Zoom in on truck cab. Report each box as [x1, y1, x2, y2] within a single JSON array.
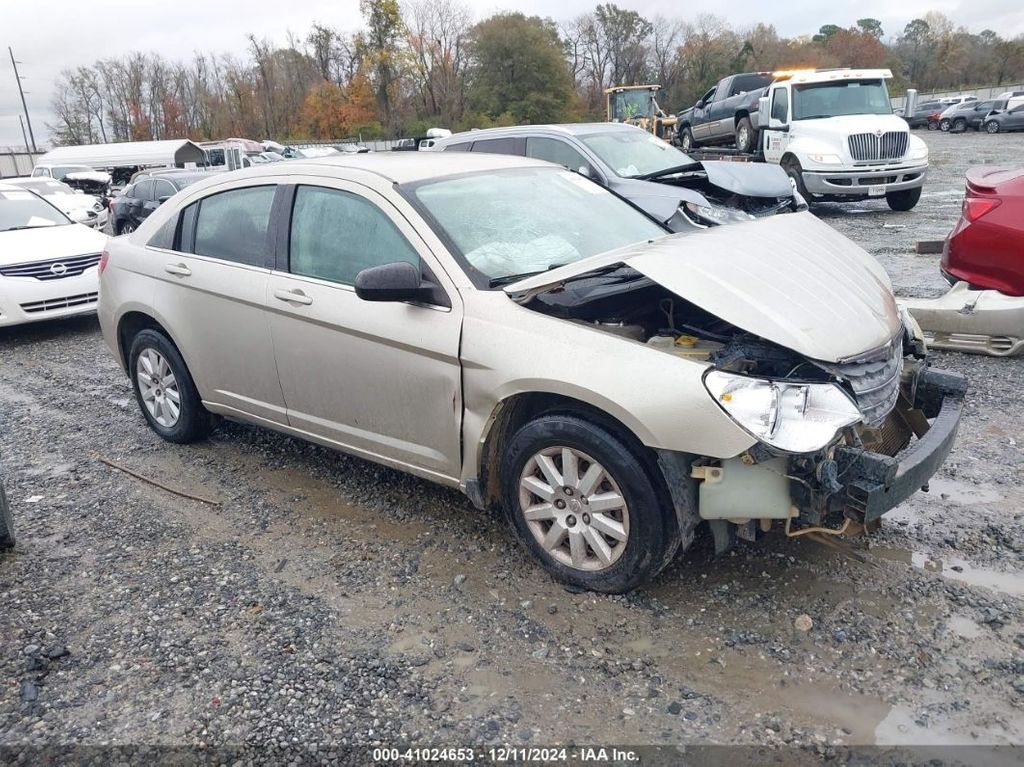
[[758, 69, 929, 211]]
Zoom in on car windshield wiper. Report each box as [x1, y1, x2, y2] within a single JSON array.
[[631, 162, 701, 181], [488, 262, 573, 288]]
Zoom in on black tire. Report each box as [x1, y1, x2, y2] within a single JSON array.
[[128, 329, 212, 443], [500, 414, 679, 594], [734, 116, 756, 153], [940, 119, 951, 132], [886, 186, 922, 211], [0, 478, 13, 550], [927, 121, 939, 131], [678, 126, 695, 152], [952, 117, 967, 133], [781, 156, 811, 204], [986, 121, 1000, 134], [117, 219, 135, 235]]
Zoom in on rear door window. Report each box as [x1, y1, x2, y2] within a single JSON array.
[[471, 138, 519, 155], [190, 186, 276, 267]]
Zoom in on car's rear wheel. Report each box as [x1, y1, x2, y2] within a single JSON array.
[[129, 329, 212, 443], [678, 126, 695, 152], [927, 121, 939, 131], [500, 414, 678, 594], [886, 187, 922, 211], [986, 121, 1000, 134], [0, 477, 14, 550], [735, 117, 755, 153]]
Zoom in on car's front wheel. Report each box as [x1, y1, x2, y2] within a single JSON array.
[[128, 329, 212, 443], [0, 477, 14, 550], [501, 414, 679, 594], [952, 117, 968, 132], [940, 119, 951, 131], [986, 121, 1000, 134]]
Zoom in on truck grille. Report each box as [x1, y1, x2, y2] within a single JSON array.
[[20, 292, 99, 314], [0, 254, 102, 281], [818, 339, 903, 426], [847, 132, 908, 162]]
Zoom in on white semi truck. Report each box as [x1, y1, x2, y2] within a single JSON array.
[[677, 69, 930, 211]]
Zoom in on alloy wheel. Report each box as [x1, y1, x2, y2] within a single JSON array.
[[136, 348, 181, 428], [518, 446, 630, 572]]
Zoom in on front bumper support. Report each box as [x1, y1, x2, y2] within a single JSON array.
[[834, 368, 967, 522]]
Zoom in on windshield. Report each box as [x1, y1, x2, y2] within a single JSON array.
[[52, 165, 94, 180], [0, 190, 71, 232], [410, 167, 666, 286], [581, 130, 693, 178], [609, 89, 652, 121], [792, 79, 892, 120]]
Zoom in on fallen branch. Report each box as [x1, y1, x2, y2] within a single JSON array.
[[95, 455, 221, 506]]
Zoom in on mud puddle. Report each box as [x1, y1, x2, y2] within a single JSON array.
[[872, 547, 1024, 597]]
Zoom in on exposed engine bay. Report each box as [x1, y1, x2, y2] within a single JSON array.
[[519, 264, 944, 550]]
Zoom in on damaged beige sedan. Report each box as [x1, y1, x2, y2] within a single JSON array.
[[98, 153, 966, 593]]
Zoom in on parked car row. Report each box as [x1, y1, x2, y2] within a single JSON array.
[[904, 92, 1024, 133]]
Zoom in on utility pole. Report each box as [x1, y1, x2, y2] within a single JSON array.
[[9, 47, 37, 152], [19, 114, 29, 152]]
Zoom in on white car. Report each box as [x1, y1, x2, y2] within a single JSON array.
[[3, 177, 109, 230], [0, 183, 107, 328]]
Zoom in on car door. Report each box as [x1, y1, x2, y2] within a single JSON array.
[[762, 86, 791, 163], [1009, 106, 1024, 130], [150, 182, 287, 424], [692, 88, 717, 140], [267, 180, 463, 481], [125, 180, 151, 229], [139, 178, 173, 224]]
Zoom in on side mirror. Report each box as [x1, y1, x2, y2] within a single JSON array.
[[576, 165, 592, 178], [354, 261, 433, 303], [158, 195, 172, 204], [695, 100, 705, 110], [757, 96, 770, 128]]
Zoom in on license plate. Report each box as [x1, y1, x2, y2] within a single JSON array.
[[868, 184, 886, 197]]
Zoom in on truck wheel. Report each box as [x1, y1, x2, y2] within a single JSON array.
[[0, 477, 13, 550], [986, 121, 1000, 134], [678, 127, 695, 153], [781, 157, 811, 205], [500, 414, 679, 594], [886, 187, 922, 211], [735, 117, 755, 153]]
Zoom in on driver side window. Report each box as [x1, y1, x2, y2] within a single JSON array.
[[289, 186, 419, 286]]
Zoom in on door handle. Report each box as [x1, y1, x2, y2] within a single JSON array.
[[273, 288, 313, 305], [164, 263, 192, 277]]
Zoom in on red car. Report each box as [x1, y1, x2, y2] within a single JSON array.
[[942, 167, 1024, 296]]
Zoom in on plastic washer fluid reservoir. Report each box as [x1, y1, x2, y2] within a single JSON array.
[[647, 333, 724, 361]]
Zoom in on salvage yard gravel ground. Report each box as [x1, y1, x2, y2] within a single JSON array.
[[1, 129, 1023, 757]]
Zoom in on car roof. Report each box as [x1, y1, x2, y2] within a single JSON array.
[[228, 151, 554, 185], [437, 122, 645, 146]]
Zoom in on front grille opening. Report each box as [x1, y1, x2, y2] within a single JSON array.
[[847, 132, 908, 162], [20, 292, 99, 314]]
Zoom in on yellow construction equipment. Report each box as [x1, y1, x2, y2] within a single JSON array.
[[605, 85, 677, 140]]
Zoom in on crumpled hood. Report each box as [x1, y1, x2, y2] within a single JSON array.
[[697, 160, 794, 198], [0, 224, 108, 266], [506, 211, 900, 363]]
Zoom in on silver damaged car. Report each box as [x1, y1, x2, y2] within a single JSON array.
[[97, 153, 965, 593]]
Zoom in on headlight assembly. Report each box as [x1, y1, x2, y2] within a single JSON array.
[[683, 201, 755, 227], [807, 153, 842, 165], [704, 370, 862, 453]]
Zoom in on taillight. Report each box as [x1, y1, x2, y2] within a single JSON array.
[[963, 197, 1001, 222], [98, 250, 109, 275]]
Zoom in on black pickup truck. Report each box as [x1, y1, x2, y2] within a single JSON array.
[[675, 72, 775, 153]]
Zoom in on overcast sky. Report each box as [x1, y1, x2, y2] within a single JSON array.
[[3, 0, 1023, 148]]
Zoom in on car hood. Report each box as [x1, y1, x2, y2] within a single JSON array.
[[696, 160, 793, 198], [46, 192, 99, 211], [0, 224, 108, 266], [505, 211, 900, 363], [613, 161, 794, 223], [795, 113, 909, 135]]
